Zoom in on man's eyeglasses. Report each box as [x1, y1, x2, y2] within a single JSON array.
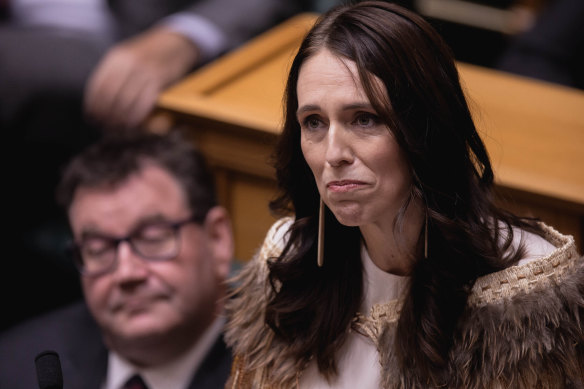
[[69, 216, 201, 277]]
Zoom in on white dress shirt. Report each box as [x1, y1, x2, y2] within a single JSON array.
[[103, 315, 226, 389]]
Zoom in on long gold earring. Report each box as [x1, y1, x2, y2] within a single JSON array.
[[424, 211, 429, 259], [317, 198, 325, 267]]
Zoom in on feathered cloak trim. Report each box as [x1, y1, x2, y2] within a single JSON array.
[[224, 220, 584, 388]]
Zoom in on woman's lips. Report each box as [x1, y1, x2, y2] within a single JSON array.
[[326, 180, 367, 193]]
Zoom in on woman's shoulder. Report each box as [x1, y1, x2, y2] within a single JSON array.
[[224, 217, 293, 342], [455, 224, 583, 387], [469, 223, 582, 307], [228, 216, 293, 287], [256, 216, 294, 261]]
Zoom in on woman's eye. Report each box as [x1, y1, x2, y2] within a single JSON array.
[[302, 115, 322, 130], [355, 113, 378, 127]]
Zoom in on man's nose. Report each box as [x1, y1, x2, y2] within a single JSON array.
[[113, 241, 149, 280]]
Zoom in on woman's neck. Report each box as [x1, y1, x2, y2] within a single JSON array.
[[360, 203, 424, 275]]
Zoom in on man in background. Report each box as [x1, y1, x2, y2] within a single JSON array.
[[0, 131, 235, 388], [1, 0, 306, 330]]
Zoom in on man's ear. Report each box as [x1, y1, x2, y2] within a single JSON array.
[[204, 206, 234, 280]]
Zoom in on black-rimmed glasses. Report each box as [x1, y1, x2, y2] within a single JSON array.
[[69, 216, 200, 277]]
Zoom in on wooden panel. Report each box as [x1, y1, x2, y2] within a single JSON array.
[[230, 177, 279, 261], [180, 116, 276, 179], [181, 126, 278, 260], [158, 13, 318, 135], [494, 187, 583, 250], [459, 63, 584, 207], [155, 12, 584, 257]]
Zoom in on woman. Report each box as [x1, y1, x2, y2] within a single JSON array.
[[224, 2, 584, 388]]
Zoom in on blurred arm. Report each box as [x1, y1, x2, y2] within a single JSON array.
[[83, 0, 304, 131]]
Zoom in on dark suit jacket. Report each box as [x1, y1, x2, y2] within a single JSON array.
[[0, 301, 232, 389]]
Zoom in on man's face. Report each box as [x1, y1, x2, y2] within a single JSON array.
[[68, 163, 233, 353]]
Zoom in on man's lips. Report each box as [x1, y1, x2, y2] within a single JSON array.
[[109, 292, 167, 313], [326, 180, 368, 192]]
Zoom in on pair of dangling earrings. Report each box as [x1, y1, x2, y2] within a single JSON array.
[[316, 198, 429, 267]]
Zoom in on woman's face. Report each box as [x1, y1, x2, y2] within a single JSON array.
[[297, 49, 413, 228]]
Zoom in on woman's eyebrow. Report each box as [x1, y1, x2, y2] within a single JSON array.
[[297, 102, 373, 116], [342, 102, 374, 111], [297, 104, 320, 116]]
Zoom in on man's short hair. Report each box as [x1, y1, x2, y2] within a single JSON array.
[[57, 130, 217, 222]]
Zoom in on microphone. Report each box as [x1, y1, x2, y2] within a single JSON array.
[[35, 350, 64, 389]]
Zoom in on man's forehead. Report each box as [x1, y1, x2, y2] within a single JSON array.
[[69, 166, 190, 234]]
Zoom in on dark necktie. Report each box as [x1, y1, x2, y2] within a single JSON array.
[[122, 374, 149, 389]]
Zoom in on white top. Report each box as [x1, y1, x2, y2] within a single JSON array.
[[103, 315, 225, 389], [512, 227, 556, 266], [299, 245, 409, 389]]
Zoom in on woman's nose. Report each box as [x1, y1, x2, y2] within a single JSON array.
[[325, 124, 353, 167]]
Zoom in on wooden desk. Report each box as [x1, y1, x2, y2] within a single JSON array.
[[155, 13, 584, 260]]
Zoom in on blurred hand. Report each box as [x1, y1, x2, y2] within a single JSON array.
[[84, 27, 199, 131]]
